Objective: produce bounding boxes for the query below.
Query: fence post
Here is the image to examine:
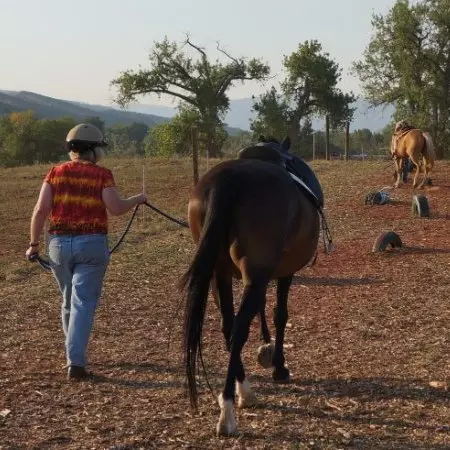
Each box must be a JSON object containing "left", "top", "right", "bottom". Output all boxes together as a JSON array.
[
  {"left": 192, "top": 125, "right": 199, "bottom": 185},
  {"left": 312, "top": 132, "right": 316, "bottom": 161},
  {"left": 325, "top": 115, "right": 330, "bottom": 160},
  {"left": 344, "top": 121, "right": 350, "bottom": 161}
]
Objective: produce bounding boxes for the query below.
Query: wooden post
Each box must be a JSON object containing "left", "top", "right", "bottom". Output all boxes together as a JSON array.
[
  {"left": 325, "top": 115, "right": 330, "bottom": 160},
  {"left": 312, "top": 132, "right": 316, "bottom": 161},
  {"left": 192, "top": 125, "right": 199, "bottom": 185},
  {"left": 344, "top": 121, "right": 350, "bottom": 161}
]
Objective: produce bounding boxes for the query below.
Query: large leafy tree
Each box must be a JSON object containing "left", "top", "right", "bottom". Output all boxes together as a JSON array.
[
  {"left": 144, "top": 106, "right": 227, "bottom": 157},
  {"left": 250, "top": 87, "right": 289, "bottom": 138},
  {"left": 252, "top": 40, "right": 355, "bottom": 151},
  {"left": 0, "top": 111, "right": 38, "bottom": 165},
  {"left": 353, "top": 0, "right": 450, "bottom": 158},
  {"left": 112, "top": 36, "right": 270, "bottom": 157}
]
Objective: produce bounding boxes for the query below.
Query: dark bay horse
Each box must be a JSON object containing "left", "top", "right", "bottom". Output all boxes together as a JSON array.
[
  {"left": 391, "top": 125, "right": 435, "bottom": 188},
  {"left": 180, "top": 139, "right": 321, "bottom": 436}
]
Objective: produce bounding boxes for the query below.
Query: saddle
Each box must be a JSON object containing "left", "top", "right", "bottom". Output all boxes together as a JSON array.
[{"left": 238, "top": 142, "right": 324, "bottom": 209}]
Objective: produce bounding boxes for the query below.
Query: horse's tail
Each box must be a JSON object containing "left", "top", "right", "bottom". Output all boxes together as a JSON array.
[
  {"left": 180, "top": 170, "right": 239, "bottom": 410},
  {"left": 422, "top": 132, "right": 436, "bottom": 170}
]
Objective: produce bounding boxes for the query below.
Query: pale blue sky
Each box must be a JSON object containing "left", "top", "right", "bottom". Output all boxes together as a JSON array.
[{"left": 1, "top": 0, "right": 395, "bottom": 107}]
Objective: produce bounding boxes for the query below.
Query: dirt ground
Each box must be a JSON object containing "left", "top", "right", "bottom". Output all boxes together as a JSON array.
[{"left": 1, "top": 158, "right": 449, "bottom": 449}]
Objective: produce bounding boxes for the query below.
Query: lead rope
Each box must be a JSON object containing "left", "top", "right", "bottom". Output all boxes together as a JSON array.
[
  {"left": 319, "top": 208, "right": 334, "bottom": 254},
  {"left": 29, "top": 201, "right": 189, "bottom": 271}
]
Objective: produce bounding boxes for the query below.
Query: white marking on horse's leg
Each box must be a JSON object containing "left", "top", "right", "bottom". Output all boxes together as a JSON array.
[
  {"left": 216, "top": 394, "right": 238, "bottom": 436},
  {"left": 236, "top": 378, "right": 258, "bottom": 408}
]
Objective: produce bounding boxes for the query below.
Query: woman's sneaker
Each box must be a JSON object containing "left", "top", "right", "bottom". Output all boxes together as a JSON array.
[{"left": 67, "top": 365, "right": 92, "bottom": 380}]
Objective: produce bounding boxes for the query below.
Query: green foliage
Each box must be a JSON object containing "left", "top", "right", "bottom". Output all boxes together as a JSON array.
[
  {"left": 144, "top": 107, "right": 227, "bottom": 157},
  {"left": 251, "top": 40, "right": 355, "bottom": 152},
  {"left": 250, "top": 87, "right": 289, "bottom": 138},
  {"left": 35, "top": 117, "right": 77, "bottom": 162},
  {"left": 0, "top": 111, "right": 38, "bottom": 166},
  {"left": 353, "top": 0, "right": 450, "bottom": 158},
  {"left": 106, "top": 122, "right": 149, "bottom": 156},
  {"left": 0, "top": 112, "right": 75, "bottom": 166},
  {"left": 220, "top": 131, "right": 252, "bottom": 157},
  {"left": 111, "top": 36, "right": 269, "bottom": 156}
]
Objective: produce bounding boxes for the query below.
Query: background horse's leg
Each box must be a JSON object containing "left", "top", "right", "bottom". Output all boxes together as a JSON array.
[
  {"left": 256, "top": 299, "right": 274, "bottom": 369},
  {"left": 259, "top": 300, "right": 271, "bottom": 344},
  {"left": 272, "top": 275, "right": 293, "bottom": 383},
  {"left": 402, "top": 158, "right": 411, "bottom": 182},
  {"left": 214, "top": 272, "right": 234, "bottom": 352},
  {"left": 217, "top": 281, "right": 266, "bottom": 436}
]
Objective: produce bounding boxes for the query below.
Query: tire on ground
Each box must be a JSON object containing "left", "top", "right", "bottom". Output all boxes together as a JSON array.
[
  {"left": 372, "top": 231, "right": 403, "bottom": 252},
  {"left": 412, "top": 194, "right": 430, "bottom": 218}
]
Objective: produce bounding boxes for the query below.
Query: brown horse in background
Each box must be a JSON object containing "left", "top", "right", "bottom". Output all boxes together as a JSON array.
[
  {"left": 391, "top": 127, "right": 435, "bottom": 189},
  {"left": 180, "top": 138, "right": 321, "bottom": 436}
]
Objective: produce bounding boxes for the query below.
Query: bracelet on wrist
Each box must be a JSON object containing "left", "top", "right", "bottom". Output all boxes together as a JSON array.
[{"left": 29, "top": 242, "right": 40, "bottom": 247}]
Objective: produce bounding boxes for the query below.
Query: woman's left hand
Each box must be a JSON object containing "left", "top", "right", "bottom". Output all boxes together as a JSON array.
[{"left": 26, "top": 246, "right": 39, "bottom": 261}]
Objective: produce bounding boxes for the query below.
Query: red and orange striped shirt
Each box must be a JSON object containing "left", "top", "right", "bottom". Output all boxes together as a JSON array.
[{"left": 44, "top": 161, "right": 116, "bottom": 235}]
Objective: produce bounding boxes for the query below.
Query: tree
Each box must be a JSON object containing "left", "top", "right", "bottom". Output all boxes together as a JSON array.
[
  {"left": 252, "top": 41, "right": 355, "bottom": 152},
  {"left": 106, "top": 122, "right": 149, "bottom": 156},
  {"left": 111, "top": 36, "right": 270, "bottom": 156},
  {"left": 353, "top": 0, "right": 450, "bottom": 158},
  {"left": 35, "top": 117, "right": 77, "bottom": 162},
  {"left": 250, "top": 87, "right": 289, "bottom": 138},
  {"left": 221, "top": 131, "right": 253, "bottom": 157},
  {"left": 0, "top": 111, "right": 38, "bottom": 165},
  {"left": 144, "top": 106, "right": 225, "bottom": 157}
]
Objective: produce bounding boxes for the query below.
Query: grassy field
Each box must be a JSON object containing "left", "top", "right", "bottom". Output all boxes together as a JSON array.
[{"left": 1, "top": 157, "right": 449, "bottom": 449}]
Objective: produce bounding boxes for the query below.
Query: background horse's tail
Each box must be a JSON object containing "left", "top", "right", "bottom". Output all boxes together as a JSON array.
[
  {"left": 422, "top": 132, "right": 436, "bottom": 170},
  {"left": 180, "top": 170, "right": 239, "bottom": 410}
]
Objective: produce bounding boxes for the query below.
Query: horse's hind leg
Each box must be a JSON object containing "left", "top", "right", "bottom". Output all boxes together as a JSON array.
[
  {"left": 217, "top": 280, "right": 266, "bottom": 436},
  {"left": 409, "top": 153, "right": 422, "bottom": 188},
  {"left": 422, "top": 155, "right": 433, "bottom": 187},
  {"left": 393, "top": 157, "right": 403, "bottom": 188},
  {"left": 272, "top": 275, "right": 293, "bottom": 383}
]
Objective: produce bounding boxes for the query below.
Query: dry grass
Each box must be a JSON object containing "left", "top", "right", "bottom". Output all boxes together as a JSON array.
[{"left": 1, "top": 157, "right": 449, "bottom": 449}]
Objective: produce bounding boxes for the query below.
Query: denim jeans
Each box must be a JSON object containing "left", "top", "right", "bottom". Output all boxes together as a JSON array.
[{"left": 48, "top": 234, "right": 110, "bottom": 367}]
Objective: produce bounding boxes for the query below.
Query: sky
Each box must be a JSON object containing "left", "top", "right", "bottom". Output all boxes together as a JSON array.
[{"left": 0, "top": 0, "right": 396, "bottom": 108}]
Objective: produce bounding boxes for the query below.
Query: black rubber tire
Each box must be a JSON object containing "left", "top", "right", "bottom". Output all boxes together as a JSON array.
[
  {"left": 412, "top": 194, "right": 430, "bottom": 218},
  {"left": 372, "top": 231, "right": 403, "bottom": 252}
]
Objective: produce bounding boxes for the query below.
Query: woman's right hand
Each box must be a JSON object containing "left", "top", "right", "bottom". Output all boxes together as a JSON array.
[{"left": 136, "top": 193, "right": 147, "bottom": 205}]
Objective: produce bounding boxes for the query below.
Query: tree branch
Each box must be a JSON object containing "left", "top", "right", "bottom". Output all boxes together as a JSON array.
[
  {"left": 184, "top": 34, "right": 208, "bottom": 60},
  {"left": 121, "top": 88, "right": 195, "bottom": 107},
  {"left": 216, "top": 41, "right": 240, "bottom": 65}
]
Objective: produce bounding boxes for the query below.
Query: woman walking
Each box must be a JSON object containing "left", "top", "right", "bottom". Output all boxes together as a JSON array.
[{"left": 26, "top": 123, "right": 146, "bottom": 380}]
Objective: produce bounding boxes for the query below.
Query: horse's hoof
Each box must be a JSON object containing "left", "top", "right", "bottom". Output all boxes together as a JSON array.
[
  {"left": 257, "top": 343, "right": 274, "bottom": 368},
  {"left": 272, "top": 367, "right": 290, "bottom": 383},
  {"left": 216, "top": 422, "right": 239, "bottom": 437},
  {"left": 237, "top": 391, "right": 258, "bottom": 409}
]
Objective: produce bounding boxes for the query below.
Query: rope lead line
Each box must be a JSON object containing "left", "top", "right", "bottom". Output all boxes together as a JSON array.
[{"left": 29, "top": 201, "right": 189, "bottom": 271}]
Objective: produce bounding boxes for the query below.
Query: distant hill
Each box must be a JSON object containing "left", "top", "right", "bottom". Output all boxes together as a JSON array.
[
  {"left": 0, "top": 90, "right": 244, "bottom": 135},
  {"left": 132, "top": 97, "right": 395, "bottom": 132},
  {"left": 0, "top": 90, "right": 394, "bottom": 134},
  {"left": 0, "top": 91, "right": 169, "bottom": 128}
]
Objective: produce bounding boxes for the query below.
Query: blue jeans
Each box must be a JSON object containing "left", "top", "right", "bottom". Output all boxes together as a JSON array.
[{"left": 49, "top": 234, "right": 110, "bottom": 367}]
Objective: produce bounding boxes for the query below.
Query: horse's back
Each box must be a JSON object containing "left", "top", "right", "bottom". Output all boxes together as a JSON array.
[{"left": 190, "top": 159, "right": 320, "bottom": 279}]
